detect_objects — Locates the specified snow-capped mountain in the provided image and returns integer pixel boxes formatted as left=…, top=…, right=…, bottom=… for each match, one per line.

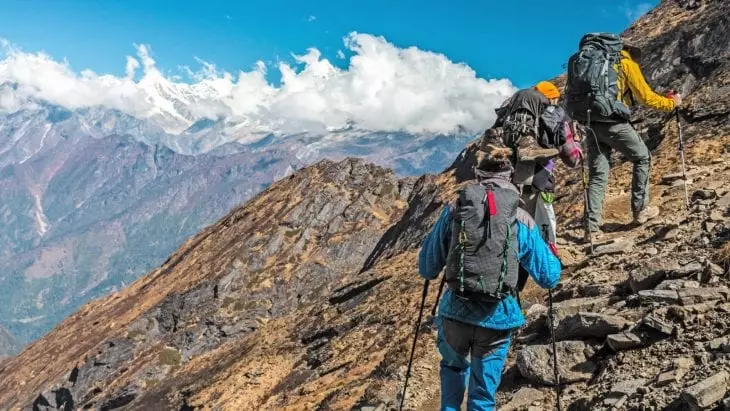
left=0, top=93, right=474, bottom=348
left=0, top=33, right=512, bottom=349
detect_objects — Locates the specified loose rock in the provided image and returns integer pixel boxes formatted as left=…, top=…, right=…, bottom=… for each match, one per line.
left=607, top=332, right=645, bottom=351
left=604, top=379, right=647, bottom=407
left=642, top=314, right=675, bottom=335
left=639, top=290, right=680, bottom=305
left=552, top=297, right=610, bottom=323
left=516, top=341, right=597, bottom=385
left=630, top=267, right=668, bottom=293
left=679, top=287, right=729, bottom=305
left=501, top=387, right=544, bottom=411
left=656, top=279, right=700, bottom=290
left=681, top=370, right=730, bottom=410
left=593, top=238, right=635, bottom=256
left=555, top=312, right=631, bottom=341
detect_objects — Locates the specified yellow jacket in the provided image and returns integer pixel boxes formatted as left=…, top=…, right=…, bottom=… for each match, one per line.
left=617, top=50, right=676, bottom=112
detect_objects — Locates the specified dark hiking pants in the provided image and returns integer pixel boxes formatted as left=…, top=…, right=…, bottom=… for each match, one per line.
left=586, top=122, right=651, bottom=231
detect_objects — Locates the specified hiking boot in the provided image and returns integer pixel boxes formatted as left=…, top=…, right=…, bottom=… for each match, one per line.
left=633, top=206, right=660, bottom=225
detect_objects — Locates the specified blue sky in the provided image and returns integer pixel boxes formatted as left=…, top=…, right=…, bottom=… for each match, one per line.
left=1, top=0, right=658, bottom=88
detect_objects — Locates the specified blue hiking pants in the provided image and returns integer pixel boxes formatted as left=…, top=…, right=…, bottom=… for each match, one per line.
left=436, top=316, right=512, bottom=411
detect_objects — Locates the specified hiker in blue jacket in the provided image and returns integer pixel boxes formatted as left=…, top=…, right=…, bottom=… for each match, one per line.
left=418, top=148, right=561, bottom=411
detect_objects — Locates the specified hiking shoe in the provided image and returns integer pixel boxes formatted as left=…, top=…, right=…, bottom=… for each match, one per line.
left=633, top=206, right=660, bottom=225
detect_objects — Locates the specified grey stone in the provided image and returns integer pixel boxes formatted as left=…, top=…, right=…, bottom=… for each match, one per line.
left=630, top=267, right=667, bottom=293
left=639, top=289, right=680, bottom=304
left=501, top=387, right=544, bottom=411
left=552, top=297, right=610, bottom=323
left=679, top=287, right=730, bottom=305
left=655, top=370, right=679, bottom=387
left=693, top=189, right=716, bottom=200
left=681, top=371, right=730, bottom=410
left=710, top=210, right=727, bottom=222
left=656, top=279, right=700, bottom=290
left=516, top=341, right=597, bottom=385
left=604, top=379, right=647, bottom=405
left=672, top=262, right=705, bottom=277
left=593, top=238, right=634, bottom=256
left=642, top=314, right=675, bottom=335
left=709, top=336, right=730, bottom=351
left=607, top=332, right=645, bottom=351
left=555, top=312, right=631, bottom=341
left=723, top=396, right=730, bottom=411
left=708, top=262, right=725, bottom=277
left=655, top=358, right=693, bottom=387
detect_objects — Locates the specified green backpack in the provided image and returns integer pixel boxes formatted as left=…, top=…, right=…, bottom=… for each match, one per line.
left=565, top=33, right=631, bottom=122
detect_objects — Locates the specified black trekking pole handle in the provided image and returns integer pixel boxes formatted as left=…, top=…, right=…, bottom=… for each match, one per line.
left=399, top=280, right=430, bottom=411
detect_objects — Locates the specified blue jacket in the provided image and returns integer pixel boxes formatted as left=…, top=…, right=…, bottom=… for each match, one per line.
left=418, top=206, right=561, bottom=330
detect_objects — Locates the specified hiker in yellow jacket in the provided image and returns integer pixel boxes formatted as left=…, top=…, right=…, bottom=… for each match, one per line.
left=584, top=41, right=681, bottom=242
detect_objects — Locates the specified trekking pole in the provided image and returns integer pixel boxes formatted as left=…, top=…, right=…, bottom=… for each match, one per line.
left=399, top=280, right=430, bottom=411
left=581, top=165, right=594, bottom=254
left=675, top=110, right=690, bottom=209
left=431, top=278, right=445, bottom=317
left=583, top=110, right=595, bottom=254
left=547, top=289, right=562, bottom=411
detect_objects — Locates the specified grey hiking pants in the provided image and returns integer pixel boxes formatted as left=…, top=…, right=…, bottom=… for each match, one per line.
left=587, top=122, right=651, bottom=231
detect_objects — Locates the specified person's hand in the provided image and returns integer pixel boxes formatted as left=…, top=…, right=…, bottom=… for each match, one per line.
left=671, top=93, right=682, bottom=107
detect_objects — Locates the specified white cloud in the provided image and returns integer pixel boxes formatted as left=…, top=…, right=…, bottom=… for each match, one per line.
left=336, top=50, right=345, bottom=59
left=0, top=33, right=516, bottom=137
left=622, top=2, right=654, bottom=21
left=307, top=15, right=317, bottom=22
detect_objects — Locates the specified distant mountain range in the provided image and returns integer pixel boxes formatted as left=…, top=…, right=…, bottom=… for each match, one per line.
left=0, top=88, right=474, bottom=348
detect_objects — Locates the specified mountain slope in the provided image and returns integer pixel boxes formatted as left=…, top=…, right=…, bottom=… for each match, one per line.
left=0, top=101, right=469, bottom=346
left=2, top=0, right=730, bottom=409
left=0, top=112, right=300, bottom=344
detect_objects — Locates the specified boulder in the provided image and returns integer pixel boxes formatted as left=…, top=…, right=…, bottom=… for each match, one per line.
left=656, top=279, right=700, bottom=290
left=593, top=238, right=634, bottom=256
left=607, top=332, right=645, bottom=351
left=603, top=379, right=647, bottom=407
left=655, top=358, right=693, bottom=387
left=641, top=314, right=675, bottom=335
left=709, top=336, right=730, bottom=351
left=516, top=341, right=597, bottom=385
left=681, top=371, right=730, bottom=410
left=552, top=297, right=610, bottom=323
left=638, top=290, right=680, bottom=305
left=671, top=262, right=705, bottom=278
left=630, top=267, right=667, bottom=293
left=679, top=287, right=729, bottom=305
left=555, top=312, right=631, bottom=341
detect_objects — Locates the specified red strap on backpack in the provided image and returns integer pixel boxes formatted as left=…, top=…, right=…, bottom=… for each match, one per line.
left=486, top=190, right=497, bottom=216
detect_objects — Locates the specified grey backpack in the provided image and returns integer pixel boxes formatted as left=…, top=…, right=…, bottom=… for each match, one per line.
left=565, top=33, right=631, bottom=122
left=444, top=178, right=519, bottom=301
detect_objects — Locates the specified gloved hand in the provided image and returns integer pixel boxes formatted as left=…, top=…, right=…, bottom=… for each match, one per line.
left=668, top=91, right=682, bottom=108
left=671, top=93, right=682, bottom=107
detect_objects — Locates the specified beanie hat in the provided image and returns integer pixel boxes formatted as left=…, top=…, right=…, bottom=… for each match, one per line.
left=535, top=81, right=561, bottom=100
